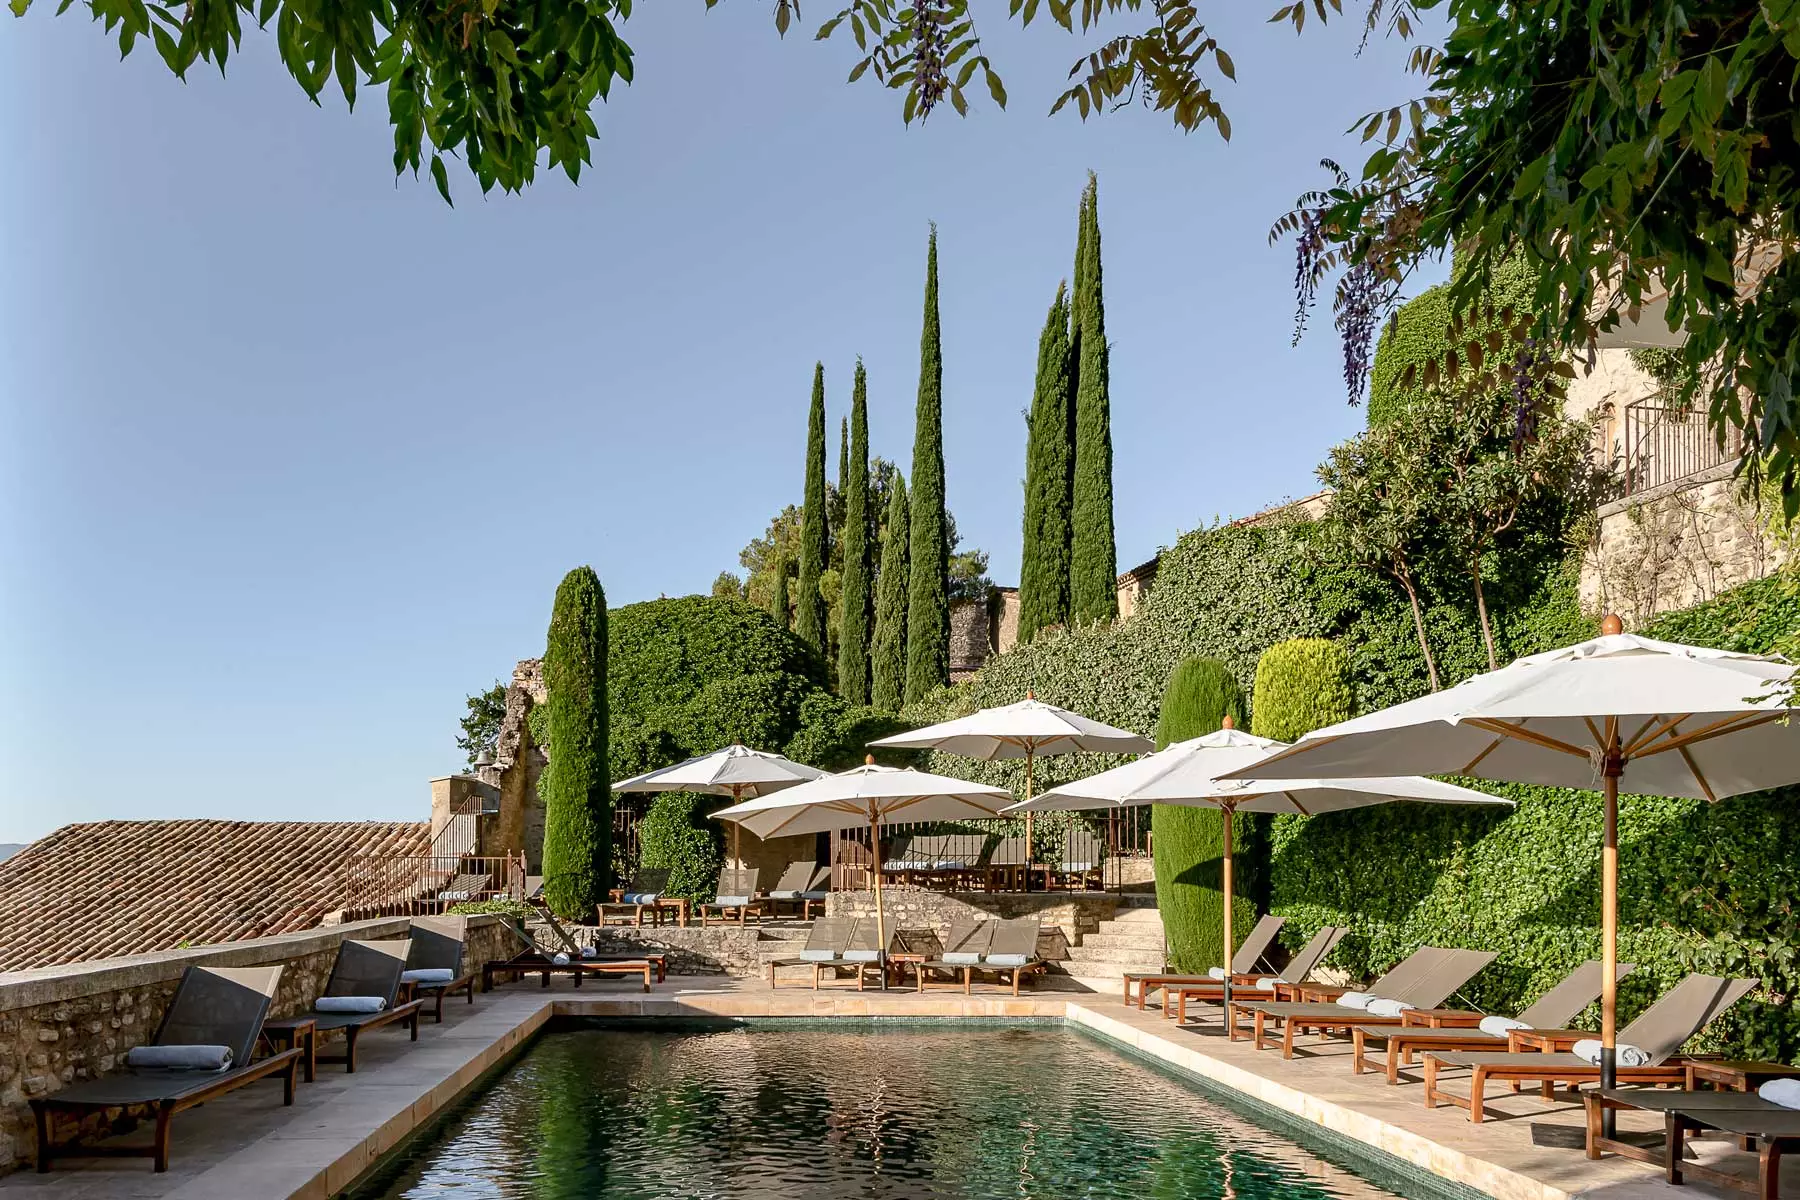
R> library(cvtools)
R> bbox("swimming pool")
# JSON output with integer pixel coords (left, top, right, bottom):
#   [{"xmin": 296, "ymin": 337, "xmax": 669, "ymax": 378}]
[{"xmin": 349, "ymin": 1023, "xmax": 1481, "ymax": 1199}]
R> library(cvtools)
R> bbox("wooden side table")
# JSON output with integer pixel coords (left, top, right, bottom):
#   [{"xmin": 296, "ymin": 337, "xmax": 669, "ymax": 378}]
[
  {"xmin": 1510, "ymin": 1028, "xmax": 1592, "ymax": 1054},
  {"xmin": 1685, "ymin": 1060, "xmax": 1800, "ymax": 1092},
  {"xmin": 1398, "ymin": 1008, "xmax": 1486, "ymax": 1028},
  {"xmin": 261, "ymin": 1016, "xmax": 317, "ymax": 1083}
]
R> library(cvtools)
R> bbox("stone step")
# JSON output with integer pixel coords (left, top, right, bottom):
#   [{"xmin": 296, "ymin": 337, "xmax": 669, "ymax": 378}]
[
  {"xmin": 1063, "ymin": 943, "xmax": 1167, "ymax": 967},
  {"xmin": 1078, "ymin": 930, "xmax": 1167, "ymax": 953},
  {"xmin": 1103, "ymin": 907, "xmax": 1166, "ymax": 926}
]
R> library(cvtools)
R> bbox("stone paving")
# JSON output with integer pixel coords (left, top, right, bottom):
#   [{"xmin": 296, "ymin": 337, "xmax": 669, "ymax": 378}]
[{"xmin": 0, "ymin": 974, "xmax": 1786, "ymax": 1199}]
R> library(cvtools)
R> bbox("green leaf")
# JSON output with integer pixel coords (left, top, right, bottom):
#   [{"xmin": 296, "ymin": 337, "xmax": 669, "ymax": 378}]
[
  {"xmin": 1511, "ymin": 153, "xmax": 1551, "ymax": 198},
  {"xmin": 1214, "ymin": 47, "xmax": 1234, "ymax": 80},
  {"xmin": 430, "ymin": 153, "xmax": 453, "ymax": 206},
  {"xmin": 984, "ymin": 64, "xmax": 1006, "ymax": 108}
]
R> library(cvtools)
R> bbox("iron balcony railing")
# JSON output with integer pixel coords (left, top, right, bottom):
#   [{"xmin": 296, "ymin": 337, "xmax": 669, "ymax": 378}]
[
  {"xmin": 1622, "ymin": 399, "xmax": 1742, "ymax": 497},
  {"xmin": 342, "ymin": 852, "xmax": 527, "ymax": 919}
]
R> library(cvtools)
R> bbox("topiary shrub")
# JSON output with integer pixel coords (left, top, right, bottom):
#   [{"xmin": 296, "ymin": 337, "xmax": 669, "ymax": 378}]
[
  {"xmin": 1151, "ymin": 658, "xmax": 1249, "ymax": 972},
  {"xmin": 540, "ymin": 566, "xmax": 611, "ymax": 919},
  {"xmin": 1250, "ymin": 638, "xmax": 1355, "ymax": 743},
  {"xmin": 637, "ymin": 792, "xmax": 725, "ymax": 902}
]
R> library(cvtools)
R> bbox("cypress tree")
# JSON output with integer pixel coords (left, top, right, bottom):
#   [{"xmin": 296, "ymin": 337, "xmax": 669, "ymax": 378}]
[
  {"xmin": 796, "ymin": 362, "xmax": 829, "ymax": 653},
  {"xmin": 1070, "ymin": 172, "xmax": 1118, "ymax": 624},
  {"xmin": 1150, "ymin": 658, "xmax": 1245, "ymax": 972},
  {"xmin": 539, "ymin": 566, "xmax": 611, "ymax": 919},
  {"xmin": 838, "ymin": 360, "xmax": 874, "ymax": 705},
  {"xmin": 905, "ymin": 226, "xmax": 949, "ymax": 703},
  {"xmin": 871, "ymin": 474, "xmax": 910, "ymax": 712},
  {"xmin": 1018, "ymin": 281, "xmax": 1075, "ymax": 643},
  {"xmin": 770, "ymin": 556, "xmax": 790, "ymax": 630}
]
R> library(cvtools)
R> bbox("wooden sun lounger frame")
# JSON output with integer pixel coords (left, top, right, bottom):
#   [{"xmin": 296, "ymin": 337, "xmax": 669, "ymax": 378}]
[
  {"xmin": 1352, "ymin": 1024, "xmax": 1590, "ymax": 1082},
  {"xmin": 1578, "ymin": 1089, "xmax": 1800, "ymax": 1197},
  {"xmin": 1229, "ymin": 947, "xmax": 1498, "ymax": 1058}
]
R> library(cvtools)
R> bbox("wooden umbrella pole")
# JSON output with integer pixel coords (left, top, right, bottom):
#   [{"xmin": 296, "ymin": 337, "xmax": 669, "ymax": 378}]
[
  {"xmin": 731, "ymin": 785, "xmax": 743, "ymax": 868},
  {"xmin": 870, "ymin": 809, "xmax": 888, "ymax": 991},
  {"xmin": 1221, "ymin": 804, "xmax": 1235, "ymax": 1012},
  {"xmin": 1024, "ymin": 746, "xmax": 1035, "ymax": 893},
  {"xmin": 1600, "ymin": 736, "xmax": 1622, "ymax": 1137}
]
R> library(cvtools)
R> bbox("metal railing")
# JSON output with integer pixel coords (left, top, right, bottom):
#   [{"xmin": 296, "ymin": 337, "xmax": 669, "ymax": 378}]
[
  {"xmin": 1622, "ymin": 399, "xmax": 1741, "ymax": 497},
  {"xmin": 827, "ymin": 821, "xmax": 1118, "ymax": 893},
  {"xmin": 342, "ymin": 852, "xmax": 527, "ymax": 919}
]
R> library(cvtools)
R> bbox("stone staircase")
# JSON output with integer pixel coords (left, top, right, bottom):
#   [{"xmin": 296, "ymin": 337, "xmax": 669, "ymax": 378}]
[{"xmin": 1057, "ymin": 906, "xmax": 1166, "ymax": 987}]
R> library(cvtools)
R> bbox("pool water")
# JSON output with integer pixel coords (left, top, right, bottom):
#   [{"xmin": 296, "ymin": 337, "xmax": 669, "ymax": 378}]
[{"xmin": 350, "ymin": 1025, "xmax": 1458, "ymax": 1200}]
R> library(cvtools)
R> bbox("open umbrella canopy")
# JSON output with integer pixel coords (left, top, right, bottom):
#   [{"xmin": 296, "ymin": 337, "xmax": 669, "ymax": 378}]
[
  {"xmin": 709, "ymin": 763, "xmax": 1014, "ymax": 839},
  {"xmin": 611, "ymin": 743, "xmax": 825, "ymax": 798},
  {"xmin": 1005, "ymin": 726, "xmax": 1509, "ymax": 815},
  {"xmin": 1221, "ymin": 630, "xmax": 1798, "ymax": 801},
  {"xmin": 869, "ymin": 696, "xmax": 1153, "ymax": 760}
]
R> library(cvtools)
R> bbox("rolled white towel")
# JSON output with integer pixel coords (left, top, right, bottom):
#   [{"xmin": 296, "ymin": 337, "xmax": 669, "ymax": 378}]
[
  {"xmin": 552, "ymin": 952, "xmax": 571, "ymax": 966},
  {"xmin": 1478, "ymin": 1015, "xmax": 1531, "ymax": 1038},
  {"xmin": 1366, "ymin": 998, "xmax": 1416, "ymax": 1018},
  {"xmin": 1335, "ymin": 991, "xmax": 1377, "ymax": 1011},
  {"xmin": 1207, "ymin": 967, "xmax": 1227, "ymax": 981},
  {"xmin": 1571, "ymin": 1039, "xmax": 1651, "ymax": 1067},
  {"xmin": 400, "ymin": 968, "xmax": 455, "ymax": 985},
  {"xmin": 579, "ymin": 947, "xmax": 597, "ymax": 960},
  {"xmin": 125, "ymin": 1044, "xmax": 232, "ymax": 1071},
  {"xmin": 1759, "ymin": 1079, "xmax": 1800, "ymax": 1109},
  {"xmin": 315, "ymin": 996, "xmax": 387, "ymax": 1014}
]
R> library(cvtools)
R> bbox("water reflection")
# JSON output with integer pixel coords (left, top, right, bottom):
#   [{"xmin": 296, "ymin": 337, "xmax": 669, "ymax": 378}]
[{"xmin": 352, "ymin": 1027, "xmax": 1419, "ymax": 1200}]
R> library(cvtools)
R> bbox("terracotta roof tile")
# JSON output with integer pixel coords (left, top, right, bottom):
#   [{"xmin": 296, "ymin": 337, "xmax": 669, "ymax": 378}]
[{"xmin": 0, "ymin": 819, "xmax": 432, "ymax": 971}]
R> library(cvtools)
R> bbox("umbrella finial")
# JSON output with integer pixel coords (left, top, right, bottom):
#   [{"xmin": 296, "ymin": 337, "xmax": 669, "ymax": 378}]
[
  {"xmin": 1220, "ymin": 713, "xmax": 1235, "ymax": 730},
  {"xmin": 1026, "ymin": 689, "xmax": 1035, "ymax": 700},
  {"xmin": 1600, "ymin": 613, "xmax": 1624, "ymax": 636},
  {"xmin": 865, "ymin": 753, "xmax": 875, "ymax": 765}
]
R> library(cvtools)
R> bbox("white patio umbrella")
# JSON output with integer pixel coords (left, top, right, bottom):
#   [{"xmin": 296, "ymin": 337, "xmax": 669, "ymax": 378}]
[
  {"xmin": 1221, "ymin": 615, "xmax": 1799, "ymax": 1100},
  {"xmin": 612, "ymin": 743, "xmax": 825, "ymax": 865},
  {"xmin": 869, "ymin": 693, "xmax": 1154, "ymax": 876},
  {"xmin": 710, "ymin": 759, "xmax": 1013, "ymax": 979},
  {"xmin": 1004, "ymin": 716, "xmax": 1510, "ymax": 1004}
]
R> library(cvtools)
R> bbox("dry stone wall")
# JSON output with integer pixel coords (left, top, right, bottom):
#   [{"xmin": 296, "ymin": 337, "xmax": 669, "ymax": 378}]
[
  {"xmin": 824, "ymin": 887, "xmax": 1120, "ymax": 965},
  {"xmin": 0, "ymin": 914, "xmax": 510, "ymax": 1174}
]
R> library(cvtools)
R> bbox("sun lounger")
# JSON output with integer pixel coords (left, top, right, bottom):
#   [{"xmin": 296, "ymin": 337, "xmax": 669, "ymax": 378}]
[
  {"xmin": 435, "ymin": 871, "xmax": 493, "ymax": 904},
  {"xmin": 766, "ymin": 915, "xmax": 855, "ymax": 988},
  {"xmin": 1581, "ymin": 1085, "xmax": 1794, "ymax": 1170},
  {"xmin": 917, "ymin": 918, "xmax": 994, "ymax": 992},
  {"xmin": 983, "ymin": 836, "xmax": 1030, "ymax": 891},
  {"xmin": 1166, "ymin": 924, "xmax": 1349, "ymax": 1024},
  {"xmin": 1615, "ymin": 1090, "xmax": 1800, "ymax": 1195},
  {"xmin": 29, "ymin": 965, "xmax": 302, "ymax": 1173},
  {"xmin": 1121, "ymin": 913, "xmax": 1284, "ymax": 1008},
  {"xmin": 1233, "ymin": 946, "xmax": 1499, "ymax": 1057},
  {"xmin": 599, "ymin": 868, "xmax": 676, "ymax": 927},
  {"xmin": 1421, "ymin": 972, "xmax": 1757, "ymax": 1122},
  {"xmin": 931, "ymin": 918, "xmax": 1046, "ymax": 995},
  {"xmin": 401, "ymin": 914, "xmax": 479, "ymax": 1023},
  {"xmin": 308, "ymin": 939, "xmax": 426, "ymax": 1073},
  {"xmin": 480, "ymin": 906, "xmax": 661, "ymax": 990},
  {"xmin": 700, "ymin": 868, "xmax": 767, "ymax": 926},
  {"xmin": 1351, "ymin": 959, "xmax": 1632, "ymax": 1082},
  {"xmin": 807, "ymin": 917, "xmax": 884, "ymax": 990},
  {"xmin": 765, "ymin": 861, "xmax": 828, "ymax": 919}
]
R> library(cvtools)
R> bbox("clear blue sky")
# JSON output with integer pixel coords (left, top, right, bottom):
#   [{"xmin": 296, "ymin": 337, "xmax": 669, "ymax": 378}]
[{"xmin": 0, "ymin": 2, "xmax": 1442, "ymax": 842}]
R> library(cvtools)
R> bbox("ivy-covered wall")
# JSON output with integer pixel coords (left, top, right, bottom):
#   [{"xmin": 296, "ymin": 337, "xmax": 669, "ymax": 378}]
[{"xmin": 909, "ymin": 512, "xmax": 1800, "ymax": 1059}]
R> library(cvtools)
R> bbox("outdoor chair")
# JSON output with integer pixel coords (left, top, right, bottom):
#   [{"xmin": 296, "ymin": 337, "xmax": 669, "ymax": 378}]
[
  {"xmin": 766, "ymin": 915, "xmax": 855, "ymax": 988},
  {"xmin": 1161, "ymin": 924, "xmax": 1351, "ymax": 1024},
  {"xmin": 435, "ymin": 872, "xmax": 493, "ymax": 905},
  {"xmin": 401, "ymin": 914, "xmax": 479, "ymax": 1023},
  {"xmin": 765, "ymin": 861, "xmax": 828, "ymax": 919},
  {"xmin": 983, "ymin": 836, "xmax": 1030, "ymax": 892},
  {"xmin": 917, "ymin": 918, "xmax": 994, "ymax": 992},
  {"xmin": 480, "ymin": 903, "xmax": 662, "ymax": 991},
  {"xmin": 599, "ymin": 867, "xmax": 677, "ymax": 927},
  {"xmin": 1122, "ymin": 913, "xmax": 1284, "ymax": 1008},
  {"xmin": 1349, "ymin": 959, "xmax": 1632, "ymax": 1083},
  {"xmin": 930, "ymin": 918, "xmax": 1046, "ymax": 995},
  {"xmin": 699, "ymin": 868, "xmax": 766, "ymax": 926},
  {"xmin": 808, "ymin": 917, "xmax": 884, "ymax": 990},
  {"xmin": 29, "ymin": 965, "xmax": 303, "ymax": 1173},
  {"xmin": 897, "ymin": 835, "xmax": 946, "ymax": 886},
  {"xmin": 1233, "ymin": 945, "xmax": 1500, "ymax": 1057},
  {"xmin": 307, "ymin": 938, "xmax": 426, "ymax": 1073},
  {"xmin": 933, "ymin": 837, "xmax": 986, "ymax": 890},
  {"xmin": 1583, "ymin": 1086, "xmax": 1800, "ymax": 1191},
  {"xmin": 1421, "ymin": 972, "xmax": 1758, "ymax": 1122},
  {"xmin": 876, "ymin": 835, "xmax": 915, "ymax": 885}
]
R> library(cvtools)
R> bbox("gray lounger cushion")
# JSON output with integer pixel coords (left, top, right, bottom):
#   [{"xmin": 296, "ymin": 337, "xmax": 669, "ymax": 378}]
[
  {"xmin": 316, "ymin": 996, "xmax": 387, "ymax": 1014},
  {"xmin": 125, "ymin": 1045, "xmax": 232, "ymax": 1071}
]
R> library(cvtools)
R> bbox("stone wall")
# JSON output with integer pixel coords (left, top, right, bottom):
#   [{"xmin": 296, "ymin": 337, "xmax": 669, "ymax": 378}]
[
  {"xmin": 824, "ymin": 888, "xmax": 1122, "ymax": 965},
  {"xmin": 1581, "ymin": 465, "xmax": 1790, "ymax": 627},
  {"xmin": 485, "ymin": 658, "xmax": 547, "ymax": 869},
  {"xmin": 560, "ymin": 923, "xmax": 773, "ymax": 977},
  {"xmin": 0, "ymin": 915, "xmax": 510, "ymax": 1174}
]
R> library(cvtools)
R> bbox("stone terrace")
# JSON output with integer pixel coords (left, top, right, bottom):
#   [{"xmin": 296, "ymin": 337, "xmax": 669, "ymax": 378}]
[{"xmin": 0, "ymin": 968, "xmax": 1788, "ymax": 1200}]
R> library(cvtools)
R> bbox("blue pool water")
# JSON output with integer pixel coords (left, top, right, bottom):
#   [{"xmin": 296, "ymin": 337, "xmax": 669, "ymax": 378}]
[{"xmin": 349, "ymin": 1024, "xmax": 1469, "ymax": 1199}]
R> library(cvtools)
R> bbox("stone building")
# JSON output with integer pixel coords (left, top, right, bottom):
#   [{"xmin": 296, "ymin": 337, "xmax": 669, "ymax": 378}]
[{"xmin": 948, "ymin": 586, "xmax": 1019, "ymax": 681}]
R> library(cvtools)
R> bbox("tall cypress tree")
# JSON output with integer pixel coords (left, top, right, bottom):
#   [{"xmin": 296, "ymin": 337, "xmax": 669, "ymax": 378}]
[
  {"xmin": 1151, "ymin": 657, "xmax": 1244, "ymax": 972},
  {"xmin": 838, "ymin": 360, "xmax": 874, "ymax": 705},
  {"xmin": 539, "ymin": 566, "xmax": 610, "ymax": 918},
  {"xmin": 1018, "ymin": 281, "xmax": 1075, "ymax": 644},
  {"xmin": 770, "ymin": 556, "xmax": 790, "ymax": 630},
  {"xmin": 905, "ymin": 226, "xmax": 949, "ymax": 703},
  {"xmin": 796, "ymin": 362, "xmax": 829, "ymax": 653},
  {"xmin": 871, "ymin": 474, "xmax": 910, "ymax": 712},
  {"xmin": 1070, "ymin": 172, "xmax": 1118, "ymax": 624}
]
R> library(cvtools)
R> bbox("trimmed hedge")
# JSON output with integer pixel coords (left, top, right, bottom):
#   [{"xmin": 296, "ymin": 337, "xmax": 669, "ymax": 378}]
[
  {"xmin": 1151, "ymin": 658, "xmax": 1248, "ymax": 972},
  {"xmin": 539, "ymin": 567, "xmax": 611, "ymax": 919},
  {"xmin": 1250, "ymin": 639, "xmax": 1354, "ymax": 744}
]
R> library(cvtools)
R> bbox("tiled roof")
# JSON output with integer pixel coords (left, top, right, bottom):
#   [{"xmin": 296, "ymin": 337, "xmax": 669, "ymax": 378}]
[{"xmin": 0, "ymin": 819, "xmax": 431, "ymax": 972}]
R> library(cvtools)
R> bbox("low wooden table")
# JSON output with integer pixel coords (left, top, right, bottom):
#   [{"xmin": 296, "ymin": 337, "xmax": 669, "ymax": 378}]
[
  {"xmin": 888, "ymin": 952, "xmax": 930, "ymax": 989},
  {"xmin": 261, "ymin": 1016, "xmax": 317, "ymax": 1083},
  {"xmin": 1397, "ymin": 1008, "xmax": 1486, "ymax": 1029},
  {"xmin": 1686, "ymin": 1060, "xmax": 1800, "ymax": 1092}
]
